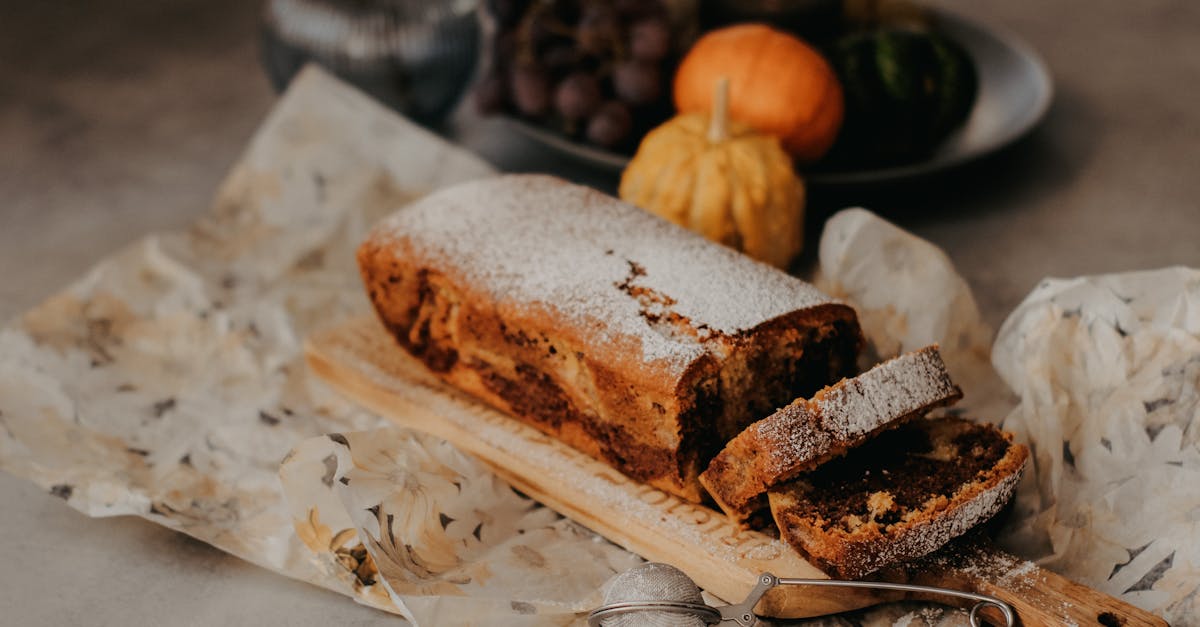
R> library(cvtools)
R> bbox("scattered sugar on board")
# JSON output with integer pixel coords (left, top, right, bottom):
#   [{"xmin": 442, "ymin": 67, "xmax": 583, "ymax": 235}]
[
  {"xmin": 369, "ymin": 174, "xmax": 841, "ymax": 372},
  {"xmin": 997, "ymin": 558, "xmax": 1038, "ymax": 588},
  {"xmin": 928, "ymin": 536, "xmax": 1039, "ymax": 592}
]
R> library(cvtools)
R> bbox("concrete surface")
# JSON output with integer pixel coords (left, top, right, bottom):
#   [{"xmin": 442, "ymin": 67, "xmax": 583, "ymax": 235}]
[{"xmin": 1, "ymin": 0, "xmax": 1198, "ymax": 624}]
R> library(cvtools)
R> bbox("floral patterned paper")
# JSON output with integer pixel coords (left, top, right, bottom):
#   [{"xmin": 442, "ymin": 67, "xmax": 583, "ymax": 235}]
[
  {"xmin": 0, "ymin": 65, "xmax": 495, "ymax": 618},
  {"xmin": 279, "ymin": 428, "xmax": 643, "ymax": 625}
]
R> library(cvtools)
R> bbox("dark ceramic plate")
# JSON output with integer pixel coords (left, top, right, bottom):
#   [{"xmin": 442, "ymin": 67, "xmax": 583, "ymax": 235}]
[{"xmin": 504, "ymin": 8, "xmax": 1053, "ymax": 186}]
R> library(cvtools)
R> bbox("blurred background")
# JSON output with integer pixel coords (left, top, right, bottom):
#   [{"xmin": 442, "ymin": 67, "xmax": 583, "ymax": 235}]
[
  {"xmin": 3, "ymin": 1, "xmax": 1199, "ymax": 327},
  {"xmin": 0, "ymin": 0, "xmax": 1198, "ymax": 624}
]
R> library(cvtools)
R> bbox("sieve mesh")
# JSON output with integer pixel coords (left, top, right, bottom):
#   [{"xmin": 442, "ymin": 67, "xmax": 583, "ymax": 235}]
[{"xmin": 598, "ymin": 562, "xmax": 708, "ymax": 627}]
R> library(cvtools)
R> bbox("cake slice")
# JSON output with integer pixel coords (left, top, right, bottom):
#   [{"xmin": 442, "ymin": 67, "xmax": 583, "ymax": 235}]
[
  {"xmin": 699, "ymin": 346, "xmax": 961, "ymax": 526},
  {"xmin": 769, "ymin": 417, "xmax": 1028, "ymax": 579}
]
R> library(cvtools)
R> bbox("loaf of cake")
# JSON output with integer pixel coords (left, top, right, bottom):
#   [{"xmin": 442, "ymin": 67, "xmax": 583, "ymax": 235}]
[
  {"xmin": 357, "ymin": 174, "xmax": 863, "ymax": 502},
  {"xmin": 769, "ymin": 417, "xmax": 1028, "ymax": 579},
  {"xmin": 700, "ymin": 346, "xmax": 961, "ymax": 527}
]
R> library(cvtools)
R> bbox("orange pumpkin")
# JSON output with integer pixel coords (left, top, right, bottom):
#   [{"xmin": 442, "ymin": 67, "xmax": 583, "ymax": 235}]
[{"xmin": 673, "ymin": 24, "xmax": 844, "ymax": 163}]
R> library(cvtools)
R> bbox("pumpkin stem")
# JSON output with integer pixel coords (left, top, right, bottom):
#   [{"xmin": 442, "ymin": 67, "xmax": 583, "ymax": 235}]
[{"xmin": 707, "ymin": 77, "xmax": 730, "ymax": 143}]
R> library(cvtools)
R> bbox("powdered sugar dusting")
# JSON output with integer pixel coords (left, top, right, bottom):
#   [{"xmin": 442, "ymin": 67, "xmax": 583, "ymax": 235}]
[
  {"xmin": 753, "ymin": 403, "xmax": 833, "ymax": 477},
  {"xmin": 758, "ymin": 346, "xmax": 960, "ymax": 475},
  {"xmin": 368, "ymin": 174, "xmax": 841, "ymax": 372},
  {"xmin": 812, "ymin": 345, "xmax": 960, "ymax": 438}
]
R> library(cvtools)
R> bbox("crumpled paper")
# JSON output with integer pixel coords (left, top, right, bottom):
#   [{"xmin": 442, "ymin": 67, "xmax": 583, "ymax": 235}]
[
  {"xmin": 991, "ymin": 269, "xmax": 1200, "ymax": 624},
  {"xmin": 0, "ymin": 65, "xmax": 1185, "ymax": 625}
]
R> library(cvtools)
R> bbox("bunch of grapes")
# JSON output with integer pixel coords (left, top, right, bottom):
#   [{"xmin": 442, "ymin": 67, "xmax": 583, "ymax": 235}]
[{"xmin": 476, "ymin": 0, "xmax": 676, "ymax": 151}]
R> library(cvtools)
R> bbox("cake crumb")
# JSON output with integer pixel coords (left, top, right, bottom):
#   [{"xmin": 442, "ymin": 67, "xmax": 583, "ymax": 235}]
[{"xmin": 867, "ymin": 491, "xmax": 896, "ymax": 520}]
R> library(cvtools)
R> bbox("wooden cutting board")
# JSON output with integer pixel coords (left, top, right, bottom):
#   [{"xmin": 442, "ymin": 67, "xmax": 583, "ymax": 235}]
[{"xmin": 306, "ymin": 316, "xmax": 1166, "ymax": 626}]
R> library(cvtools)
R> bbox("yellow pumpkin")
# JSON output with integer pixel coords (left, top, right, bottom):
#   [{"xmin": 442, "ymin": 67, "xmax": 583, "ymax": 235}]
[{"xmin": 619, "ymin": 79, "xmax": 805, "ymax": 269}]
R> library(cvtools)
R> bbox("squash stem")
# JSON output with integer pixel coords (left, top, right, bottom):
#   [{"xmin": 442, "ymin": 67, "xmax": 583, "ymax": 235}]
[{"xmin": 708, "ymin": 77, "xmax": 730, "ymax": 143}]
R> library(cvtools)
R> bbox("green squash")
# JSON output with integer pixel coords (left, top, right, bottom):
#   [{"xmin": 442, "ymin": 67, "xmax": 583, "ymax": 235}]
[{"xmin": 823, "ymin": 27, "xmax": 977, "ymax": 168}]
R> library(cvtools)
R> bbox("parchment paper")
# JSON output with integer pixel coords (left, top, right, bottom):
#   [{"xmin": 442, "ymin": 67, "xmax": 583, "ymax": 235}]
[
  {"xmin": 992, "ymin": 269, "xmax": 1200, "ymax": 625},
  {"xmin": 0, "ymin": 66, "xmax": 1188, "ymax": 625}
]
